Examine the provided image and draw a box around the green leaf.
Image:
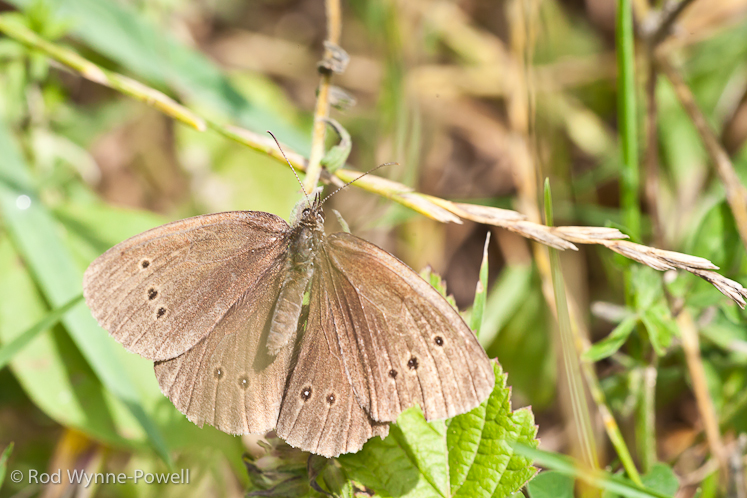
[470,233,490,338]
[332,209,351,234]
[0,121,171,465]
[421,267,458,309]
[0,238,135,447]
[449,362,538,498]
[8,0,307,151]
[640,464,679,497]
[0,293,82,370]
[0,442,13,488]
[339,362,539,498]
[583,315,638,362]
[479,264,533,348]
[339,407,449,497]
[320,118,352,174]
[527,471,574,498]
[640,304,676,356]
[514,446,673,498]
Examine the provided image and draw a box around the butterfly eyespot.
[238,375,249,389]
[214,367,223,380]
[407,357,419,370]
[389,369,398,379]
[147,288,158,300]
[326,394,335,405]
[140,259,150,269]
[156,307,167,319]
[301,387,312,401]
[434,336,444,346]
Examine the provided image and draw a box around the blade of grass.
[0,442,12,487]
[617,0,640,240]
[470,232,491,338]
[7,0,308,151]
[478,264,533,349]
[0,122,171,467]
[0,294,83,370]
[514,444,673,498]
[544,180,599,469]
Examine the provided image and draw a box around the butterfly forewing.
[320,232,495,423]
[83,211,290,361]
[276,271,389,458]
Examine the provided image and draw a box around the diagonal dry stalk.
[1,12,746,311]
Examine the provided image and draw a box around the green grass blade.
[544,179,599,469]
[616,0,640,240]
[0,442,13,487]
[0,294,83,370]
[513,445,673,498]
[0,122,171,466]
[7,0,307,152]
[470,232,491,338]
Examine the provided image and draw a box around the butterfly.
[83,187,495,458]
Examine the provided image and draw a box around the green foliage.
[338,362,538,498]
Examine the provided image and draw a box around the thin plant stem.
[647,0,699,46]
[635,358,658,473]
[643,60,663,247]
[678,310,729,479]
[545,180,599,470]
[617,0,641,241]
[657,55,747,250]
[3,12,746,310]
[303,0,342,194]
[0,17,205,132]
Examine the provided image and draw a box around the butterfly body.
[83,197,494,457]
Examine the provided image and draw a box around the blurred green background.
[0,0,746,496]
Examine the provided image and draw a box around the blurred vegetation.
[0,0,746,497]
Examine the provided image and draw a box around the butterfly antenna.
[267,131,312,208]
[320,161,397,207]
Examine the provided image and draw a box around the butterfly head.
[291,188,325,231]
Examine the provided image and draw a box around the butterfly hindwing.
[153,258,293,435]
[320,232,495,423]
[276,271,389,458]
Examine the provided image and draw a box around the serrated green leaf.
[449,362,538,498]
[340,362,538,498]
[421,267,458,309]
[527,471,574,498]
[583,315,638,362]
[470,233,490,338]
[0,442,13,487]
[339,407,449,497]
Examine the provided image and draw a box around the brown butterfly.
[83,188,494,458]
